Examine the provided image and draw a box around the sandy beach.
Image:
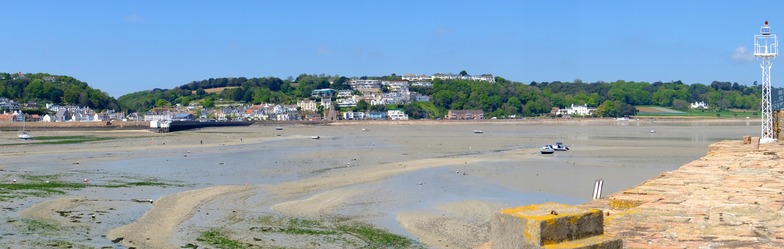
[0,119,758,248]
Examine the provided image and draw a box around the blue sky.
[1,1,781,97]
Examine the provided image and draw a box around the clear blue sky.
[1,1,781,97]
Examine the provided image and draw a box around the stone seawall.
[581,140,784,248]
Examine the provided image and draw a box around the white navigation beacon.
[761,21,772,35]
[754,20,778,143]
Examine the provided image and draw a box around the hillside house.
[144,108,178,121]
[691,101,709,109]
[556,104,595,116]
[387,109,409,120]
[297,99,318,112]
[55,109,72,122]
[342,112,365,120]
[402,74,430,81]
[447,110,484,120]
[367,112,387,120]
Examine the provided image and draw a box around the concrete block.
[492,203,604,248]
[752,136,760,150]
[743,135,751,144]
[541,235,622,249]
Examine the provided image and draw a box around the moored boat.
[540,145,555,154]
[553,142,569,151]
[17,131,32,140]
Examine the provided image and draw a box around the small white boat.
[18,116,32,140]
[540,145,555,154]
[553,142,569,151]
[17,131,32,140]
[275,127,283,130]
[473,130,483,134]
[311,136,320,139]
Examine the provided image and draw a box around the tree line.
[0,72,119,111]
[2,71,759,119]
[117,74,761,119]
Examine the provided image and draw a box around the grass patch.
[99,176,185,188]
[18,219,59,235]
[247,214,422,248]
[197,229,250,249]
[338,223,416,248]
[1,135,117,146]
[0,182,85,201]
[0,175,180,201]
[32,135,116,145]
[99,181,176,188]
[635,110,757,118]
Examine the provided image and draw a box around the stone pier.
[487,139,784,248]
[581,140,784,248]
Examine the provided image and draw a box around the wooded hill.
[0,72,119,111]
[0,71,761,119]
[116,73,761,119]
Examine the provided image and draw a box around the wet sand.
[0,119,758,248]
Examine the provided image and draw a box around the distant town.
[0,70,770,124]
[1,73,499,123]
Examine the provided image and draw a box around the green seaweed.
[197,229,251,249]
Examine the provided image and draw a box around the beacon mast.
[754,21,778,143]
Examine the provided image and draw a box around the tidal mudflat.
[0,119,757,248]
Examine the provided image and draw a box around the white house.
[691,101,708,109]
[402,74,430,81]
[557,104,595,116]
[411,81,432,87]
[387,109,409,120]
[342,112,365,120]
[336,90,354,98]
[297,99,318,112]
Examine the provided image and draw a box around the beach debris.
[83,178,88,184]
[12,179,16,183]
[418,182,423,186]
[131,199,154,203]
[550,210,559,215]
[650,129,656,133]
[219,162,225,165]
[456,170,460,174]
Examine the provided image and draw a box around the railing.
[755,35,778,56]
